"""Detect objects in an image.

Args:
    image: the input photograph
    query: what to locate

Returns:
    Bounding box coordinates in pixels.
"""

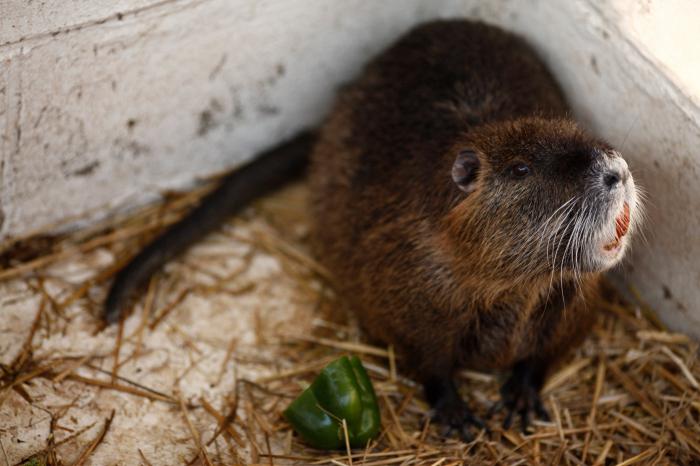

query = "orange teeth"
[615,202,630,240]
[603,238,620,251]
[603,202,630,252]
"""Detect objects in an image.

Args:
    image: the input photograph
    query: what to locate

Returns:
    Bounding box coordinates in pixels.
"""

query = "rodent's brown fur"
[103,18,637,434]
[309,20,612,429]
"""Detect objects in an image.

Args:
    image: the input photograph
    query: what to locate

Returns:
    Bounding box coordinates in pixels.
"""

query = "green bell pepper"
[283,356,381,449]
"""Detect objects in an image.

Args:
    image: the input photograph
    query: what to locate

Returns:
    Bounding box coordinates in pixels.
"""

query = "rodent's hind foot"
[424,376,485,442]
[489,360,551,433]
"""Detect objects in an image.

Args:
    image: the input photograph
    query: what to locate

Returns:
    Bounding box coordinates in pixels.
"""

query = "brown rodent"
[308,19,640,435]
[104,20,640,436]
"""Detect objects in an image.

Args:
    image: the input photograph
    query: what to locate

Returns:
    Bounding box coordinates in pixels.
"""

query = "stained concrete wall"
[1,0,698,335]
[0,0,470,238]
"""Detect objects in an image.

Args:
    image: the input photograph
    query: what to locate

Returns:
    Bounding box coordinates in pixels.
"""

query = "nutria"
[104,20,640,436]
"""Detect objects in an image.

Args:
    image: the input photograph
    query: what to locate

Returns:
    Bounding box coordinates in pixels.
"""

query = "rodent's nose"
[604,170,621,188]
[601,152,630,189]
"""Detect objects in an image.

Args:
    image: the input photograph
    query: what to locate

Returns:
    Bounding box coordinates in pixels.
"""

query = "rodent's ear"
[452,149,480,194]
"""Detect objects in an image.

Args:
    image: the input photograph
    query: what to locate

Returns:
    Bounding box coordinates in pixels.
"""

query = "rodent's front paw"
[429,396,485,442]
[489,374,550,433]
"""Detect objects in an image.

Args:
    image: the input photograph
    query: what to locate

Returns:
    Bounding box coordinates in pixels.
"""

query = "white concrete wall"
[0,0,469,238]
[1,0,699,335]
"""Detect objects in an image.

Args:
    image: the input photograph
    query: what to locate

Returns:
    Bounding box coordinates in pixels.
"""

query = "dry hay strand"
[0,179,698,465]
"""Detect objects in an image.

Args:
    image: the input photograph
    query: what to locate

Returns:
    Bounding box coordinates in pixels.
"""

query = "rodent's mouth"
[602,201,630,253]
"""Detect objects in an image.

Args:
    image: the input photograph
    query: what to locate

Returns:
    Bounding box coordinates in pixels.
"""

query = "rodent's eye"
[510,163,530,178]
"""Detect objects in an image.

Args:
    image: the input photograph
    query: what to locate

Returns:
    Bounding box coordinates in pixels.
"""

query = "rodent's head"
[447,117,641,281]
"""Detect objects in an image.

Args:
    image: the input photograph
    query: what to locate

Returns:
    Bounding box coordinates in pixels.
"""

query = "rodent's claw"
[495,374,550,433]
[534,396,551,422]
